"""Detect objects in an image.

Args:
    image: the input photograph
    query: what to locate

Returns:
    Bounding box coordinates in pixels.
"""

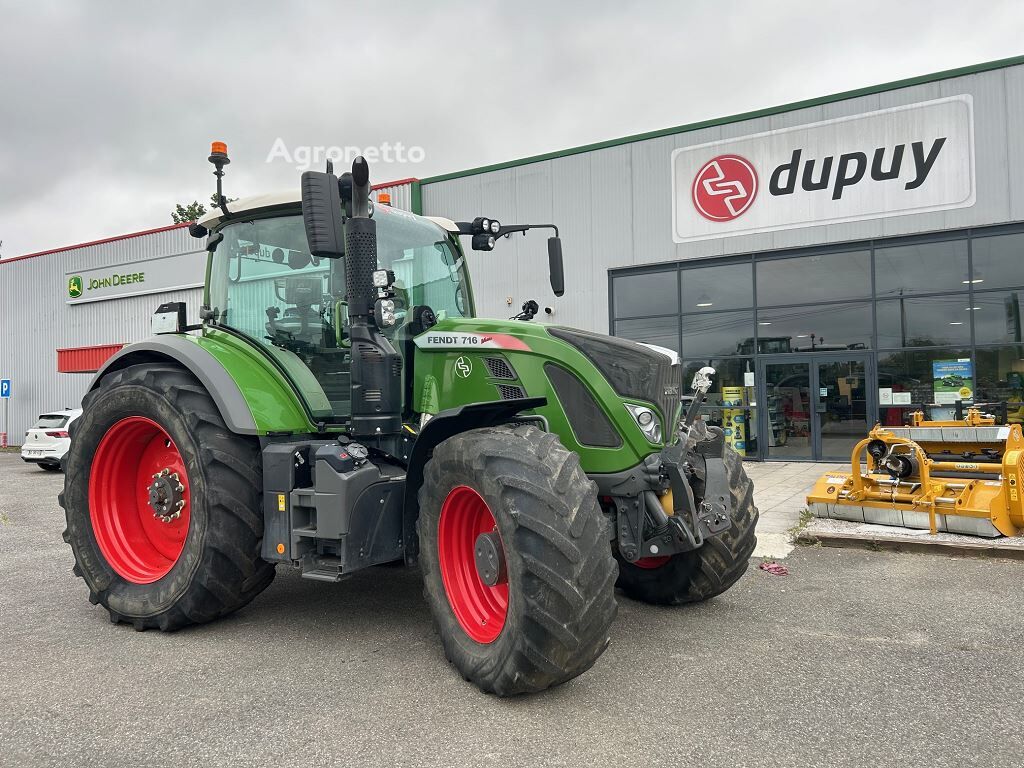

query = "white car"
[21,408,82,471]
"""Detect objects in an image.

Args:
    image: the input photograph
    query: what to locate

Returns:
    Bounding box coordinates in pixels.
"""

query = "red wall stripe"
[57,344,125,373]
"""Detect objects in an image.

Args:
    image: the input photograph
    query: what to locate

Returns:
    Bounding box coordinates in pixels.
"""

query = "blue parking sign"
[0,379,10,398]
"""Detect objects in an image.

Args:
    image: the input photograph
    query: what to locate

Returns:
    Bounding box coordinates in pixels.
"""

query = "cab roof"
[197,191,459,234]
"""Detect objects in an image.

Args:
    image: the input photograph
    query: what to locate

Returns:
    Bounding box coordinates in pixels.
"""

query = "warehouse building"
[3,56,1023,459]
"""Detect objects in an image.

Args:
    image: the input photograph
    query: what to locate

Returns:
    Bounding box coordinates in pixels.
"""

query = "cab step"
[300,555,347,582]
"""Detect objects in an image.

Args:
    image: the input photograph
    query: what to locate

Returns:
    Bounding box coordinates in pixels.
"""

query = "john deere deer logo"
[68,276,84,298]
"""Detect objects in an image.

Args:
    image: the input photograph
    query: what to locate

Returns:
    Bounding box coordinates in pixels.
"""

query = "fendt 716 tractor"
[61,144,758,695]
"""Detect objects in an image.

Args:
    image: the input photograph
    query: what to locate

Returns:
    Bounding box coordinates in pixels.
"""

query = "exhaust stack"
[300,157,403,438]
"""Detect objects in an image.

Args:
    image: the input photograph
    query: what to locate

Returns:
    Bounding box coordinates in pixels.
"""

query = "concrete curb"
[796,527,1024,561]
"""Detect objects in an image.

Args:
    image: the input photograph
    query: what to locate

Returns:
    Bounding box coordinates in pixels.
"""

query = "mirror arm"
[500,224,559,238]
[453,223,560,238]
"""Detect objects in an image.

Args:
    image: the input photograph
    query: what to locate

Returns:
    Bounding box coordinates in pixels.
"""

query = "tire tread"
[418,425,618,696]
[60,363,274,631]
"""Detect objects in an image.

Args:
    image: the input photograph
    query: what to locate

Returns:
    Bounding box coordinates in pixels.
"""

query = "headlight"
[372,270,390,288]
[471,233,496,251]
[481,218,490,232]
[374,298,398,327]
[625,404,662,444]
[489,220,501,234]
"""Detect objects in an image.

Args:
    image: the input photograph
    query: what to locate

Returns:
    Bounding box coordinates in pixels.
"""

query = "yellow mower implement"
[807,409,1024,538]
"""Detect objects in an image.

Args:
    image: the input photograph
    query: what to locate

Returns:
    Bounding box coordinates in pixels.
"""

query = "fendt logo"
[454,356,473,378]
[68,276,83,298]
[691,155,758,222]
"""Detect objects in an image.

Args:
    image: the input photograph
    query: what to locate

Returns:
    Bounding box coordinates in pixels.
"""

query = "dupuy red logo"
[692,155,758,221]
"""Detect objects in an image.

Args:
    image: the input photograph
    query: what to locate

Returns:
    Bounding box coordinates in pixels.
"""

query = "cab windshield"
[207,206,472,417]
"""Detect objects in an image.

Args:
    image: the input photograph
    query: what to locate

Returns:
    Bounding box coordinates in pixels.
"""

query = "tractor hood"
[412,317,683,474]
[545,326,684,437]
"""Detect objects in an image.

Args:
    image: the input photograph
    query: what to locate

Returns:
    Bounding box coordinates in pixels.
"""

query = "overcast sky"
[0,0,1020,258]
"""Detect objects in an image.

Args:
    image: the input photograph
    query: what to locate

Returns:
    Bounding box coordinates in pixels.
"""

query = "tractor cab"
[198,199,472,418]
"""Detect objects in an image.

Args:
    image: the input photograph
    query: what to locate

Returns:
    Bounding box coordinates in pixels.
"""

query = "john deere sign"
[68,271,144,298]
[65,251,203,304]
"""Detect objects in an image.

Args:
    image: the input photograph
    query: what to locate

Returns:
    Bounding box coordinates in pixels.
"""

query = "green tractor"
[60,145,758,695]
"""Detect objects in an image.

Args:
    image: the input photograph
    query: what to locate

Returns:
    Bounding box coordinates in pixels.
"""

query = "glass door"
[762,362,813,460]
[815,358,870,461]
[760,354,874,461]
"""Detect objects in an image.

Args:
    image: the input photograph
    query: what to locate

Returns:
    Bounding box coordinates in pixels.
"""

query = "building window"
[756,302,872,351]
[873,238,968,297]
[975,345,1024,407]
[755,249,870,306]
[613,316,680,352]
[607,222,1024,456]
[971,290,1023,345]
[877,347,973,413]
[970,232,1024,291]
[875,294,973,348]
[680,261,753,312]
[611,269,678,318]
[680,311,754,357]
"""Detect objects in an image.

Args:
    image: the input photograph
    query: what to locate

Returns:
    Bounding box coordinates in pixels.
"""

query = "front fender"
[91,334,314,436]
[402,397,547,563]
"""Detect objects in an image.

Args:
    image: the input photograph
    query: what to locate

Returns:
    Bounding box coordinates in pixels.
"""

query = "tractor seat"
[268,306,334,347]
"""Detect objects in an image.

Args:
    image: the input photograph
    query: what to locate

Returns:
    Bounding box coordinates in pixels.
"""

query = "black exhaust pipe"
[300,157,402,438]
[344,157,402,438]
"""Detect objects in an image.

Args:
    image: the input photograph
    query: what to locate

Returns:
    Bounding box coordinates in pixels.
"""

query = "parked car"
[21,408,82,471]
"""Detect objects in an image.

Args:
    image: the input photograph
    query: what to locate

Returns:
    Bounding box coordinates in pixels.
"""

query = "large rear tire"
[418,425,618,696]
[60,363,275,630]
[615,446,757,605]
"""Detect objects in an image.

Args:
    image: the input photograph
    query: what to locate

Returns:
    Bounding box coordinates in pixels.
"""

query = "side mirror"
[547,237,565,297]
[300,170,345,259]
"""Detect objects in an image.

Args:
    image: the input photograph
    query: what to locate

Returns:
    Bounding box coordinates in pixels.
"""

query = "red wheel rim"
[437,485,508,644]
[633,555,671,569]
[89,416,191,584]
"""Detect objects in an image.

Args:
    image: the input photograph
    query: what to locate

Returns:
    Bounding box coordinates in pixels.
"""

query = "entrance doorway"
[758,354,874,461]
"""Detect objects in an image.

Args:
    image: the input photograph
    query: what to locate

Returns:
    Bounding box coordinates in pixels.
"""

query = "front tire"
[616,446,758,605]
[60,363,275,630]
[418,425,618,696]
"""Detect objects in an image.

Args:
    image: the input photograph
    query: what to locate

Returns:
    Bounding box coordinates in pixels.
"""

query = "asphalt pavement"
[1,452,1022,768]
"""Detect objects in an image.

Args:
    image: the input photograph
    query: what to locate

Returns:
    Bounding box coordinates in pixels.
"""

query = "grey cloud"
[0,0,1020,257]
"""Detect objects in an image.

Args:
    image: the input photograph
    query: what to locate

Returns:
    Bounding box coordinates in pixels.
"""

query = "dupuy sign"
[672,95,976,242]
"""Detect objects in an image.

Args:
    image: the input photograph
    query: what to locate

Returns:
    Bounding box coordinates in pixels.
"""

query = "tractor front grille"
[484,356,517,380]
[496,384,525,400]
[547,326,681,438]
[544,363,622,448]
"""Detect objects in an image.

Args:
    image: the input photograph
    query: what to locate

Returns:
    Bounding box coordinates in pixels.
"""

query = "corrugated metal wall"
[0,227,204,441]
[371,179,414,211]
[420,65,1024,333]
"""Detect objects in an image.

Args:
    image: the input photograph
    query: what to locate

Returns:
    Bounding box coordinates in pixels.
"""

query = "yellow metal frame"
[808,410,1024,537]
